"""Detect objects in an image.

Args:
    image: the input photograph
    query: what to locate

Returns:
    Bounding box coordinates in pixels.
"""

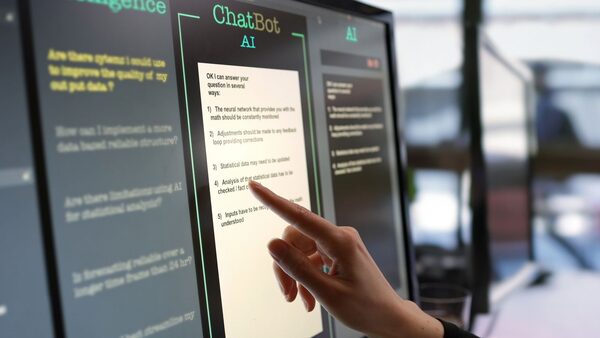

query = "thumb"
[268,239,333,300]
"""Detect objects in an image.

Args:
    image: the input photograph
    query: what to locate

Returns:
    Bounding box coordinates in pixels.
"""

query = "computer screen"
[25,0,207,336]
[479,38,533,282]
[171,0,410,336]
[6,0,412,337]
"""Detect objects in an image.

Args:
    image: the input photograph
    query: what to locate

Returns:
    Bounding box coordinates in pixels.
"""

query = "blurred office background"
[363,0,600,336]
[364,0,600,277]
[365,0,472,288]
[485,0,600,272]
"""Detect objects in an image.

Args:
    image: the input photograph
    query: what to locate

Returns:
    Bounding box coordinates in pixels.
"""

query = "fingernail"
[302,297,310,312]
[268,240,288,263]
[277,280,288,297]
[249,180,263,189]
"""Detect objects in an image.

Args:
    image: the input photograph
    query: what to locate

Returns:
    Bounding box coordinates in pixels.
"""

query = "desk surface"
[474,270,600,338]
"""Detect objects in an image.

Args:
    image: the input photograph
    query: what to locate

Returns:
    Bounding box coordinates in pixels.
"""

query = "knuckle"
[282,225,296,239]
[294,204,312,222]
[341,226,360,238]
[339,226,359,242]
[283,226,316,253]
[287,256,310,276]
[335,227,363,254]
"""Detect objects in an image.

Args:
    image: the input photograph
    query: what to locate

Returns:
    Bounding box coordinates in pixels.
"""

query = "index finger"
[249,180,339,247]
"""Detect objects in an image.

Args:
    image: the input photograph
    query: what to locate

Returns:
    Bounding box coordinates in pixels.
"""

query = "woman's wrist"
[368,298,444,338]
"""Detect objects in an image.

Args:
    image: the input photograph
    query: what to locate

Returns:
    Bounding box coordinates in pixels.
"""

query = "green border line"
[177,20,327,337]
[291,32,322,217]
[292,32,332,338]
[177,12,213,338]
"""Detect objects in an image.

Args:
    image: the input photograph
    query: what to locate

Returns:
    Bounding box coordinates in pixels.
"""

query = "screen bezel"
[17,1,67,336]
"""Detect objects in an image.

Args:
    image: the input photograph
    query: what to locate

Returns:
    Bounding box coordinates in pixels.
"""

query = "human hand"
[249,181,443,338]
